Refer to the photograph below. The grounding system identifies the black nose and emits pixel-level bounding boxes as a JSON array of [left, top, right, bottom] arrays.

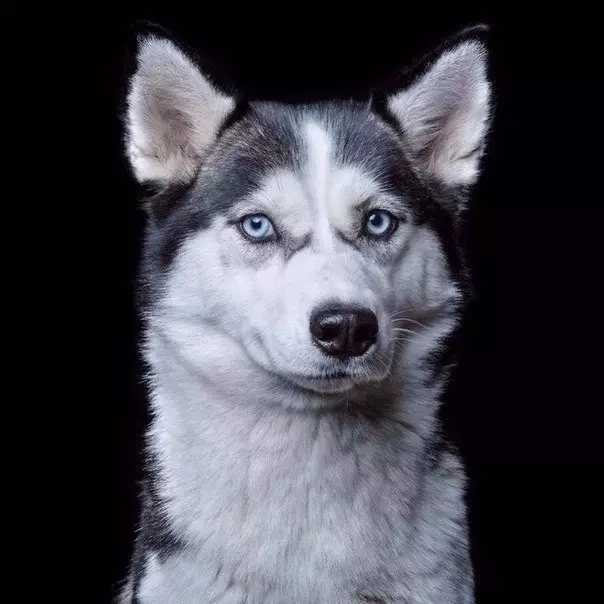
[[309, 305, 379, 358]]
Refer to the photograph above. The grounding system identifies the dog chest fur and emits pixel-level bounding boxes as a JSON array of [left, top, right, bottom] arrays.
[[137, 393, 472, 603]]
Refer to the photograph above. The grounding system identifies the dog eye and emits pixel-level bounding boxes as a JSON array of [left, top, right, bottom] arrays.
[[363, 210, 398, 238], [239, 214, 275, 241]]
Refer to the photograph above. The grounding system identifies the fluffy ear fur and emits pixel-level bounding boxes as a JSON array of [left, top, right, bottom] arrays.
[[125, 36, 235, 186], [386, 28, 492, 188]]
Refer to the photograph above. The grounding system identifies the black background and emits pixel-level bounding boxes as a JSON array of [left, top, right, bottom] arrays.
[[21, 15, 600, 603]]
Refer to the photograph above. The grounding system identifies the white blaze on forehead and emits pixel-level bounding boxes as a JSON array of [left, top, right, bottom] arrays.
[[302, 121, 334, 246], [303, 121, 333, 205]]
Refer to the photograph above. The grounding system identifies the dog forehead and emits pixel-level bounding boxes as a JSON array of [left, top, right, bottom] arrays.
[[250, 130, 382, 214], [243, 101, 403, 177], [224, 103, 403, 215]]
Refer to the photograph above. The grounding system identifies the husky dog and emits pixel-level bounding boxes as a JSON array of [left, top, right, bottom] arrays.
[[119, 24, 492, 604]]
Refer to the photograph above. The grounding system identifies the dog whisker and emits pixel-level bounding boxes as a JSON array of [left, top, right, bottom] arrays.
[[389, 317, 428, 329]]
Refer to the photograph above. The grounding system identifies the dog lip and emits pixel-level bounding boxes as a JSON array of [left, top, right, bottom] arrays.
[[279, 368, 366, 394], [306, 371, 350, 381]]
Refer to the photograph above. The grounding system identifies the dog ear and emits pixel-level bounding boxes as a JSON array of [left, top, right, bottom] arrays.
[[124, 35, 236, 187], [379, 26, 492, 188]]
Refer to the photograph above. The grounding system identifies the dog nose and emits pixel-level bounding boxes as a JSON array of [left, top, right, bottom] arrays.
[[309, 305, 379, 358]]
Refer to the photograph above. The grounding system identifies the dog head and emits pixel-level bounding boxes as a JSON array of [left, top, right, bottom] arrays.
[[125, 28, 491, 402]]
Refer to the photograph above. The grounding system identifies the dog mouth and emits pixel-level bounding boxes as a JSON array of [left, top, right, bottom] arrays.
[[284, 370, 377, 394], [289, 374, 356, 394], [310, 371, 350, 381]]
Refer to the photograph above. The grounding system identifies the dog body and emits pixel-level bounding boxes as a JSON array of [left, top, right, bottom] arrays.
[[120, 28, 491, 603]]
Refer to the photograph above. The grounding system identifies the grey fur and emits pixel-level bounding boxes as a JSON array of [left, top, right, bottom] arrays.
[[119, 29, 491, 604]]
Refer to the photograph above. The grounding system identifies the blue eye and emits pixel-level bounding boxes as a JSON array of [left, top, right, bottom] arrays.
[[364, 210, 397, 237], [240, 214, 275, 241]]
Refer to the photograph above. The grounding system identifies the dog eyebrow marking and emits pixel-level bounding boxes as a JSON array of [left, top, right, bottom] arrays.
[[357, 594, 390, 603], [352, 197, 374, 213], [282, 233, 312, 260]]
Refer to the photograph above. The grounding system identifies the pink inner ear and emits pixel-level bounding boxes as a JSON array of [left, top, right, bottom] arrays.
[[126, 35, 235, 186]]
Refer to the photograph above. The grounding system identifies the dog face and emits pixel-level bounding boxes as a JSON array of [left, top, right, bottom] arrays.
[[125, 32, 491, 401]]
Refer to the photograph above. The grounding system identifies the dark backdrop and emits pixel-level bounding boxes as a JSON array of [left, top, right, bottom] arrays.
[[24, 15, 599, 603]]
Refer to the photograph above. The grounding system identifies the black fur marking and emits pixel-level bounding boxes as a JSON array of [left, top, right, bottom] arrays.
[[129, 527, 146, 602], [141, 475, 187, 562], [129, 451, 188, 602], [216, 98, 251, 138], [370, 90, 404, 137], [413, 180, 467, 282]]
